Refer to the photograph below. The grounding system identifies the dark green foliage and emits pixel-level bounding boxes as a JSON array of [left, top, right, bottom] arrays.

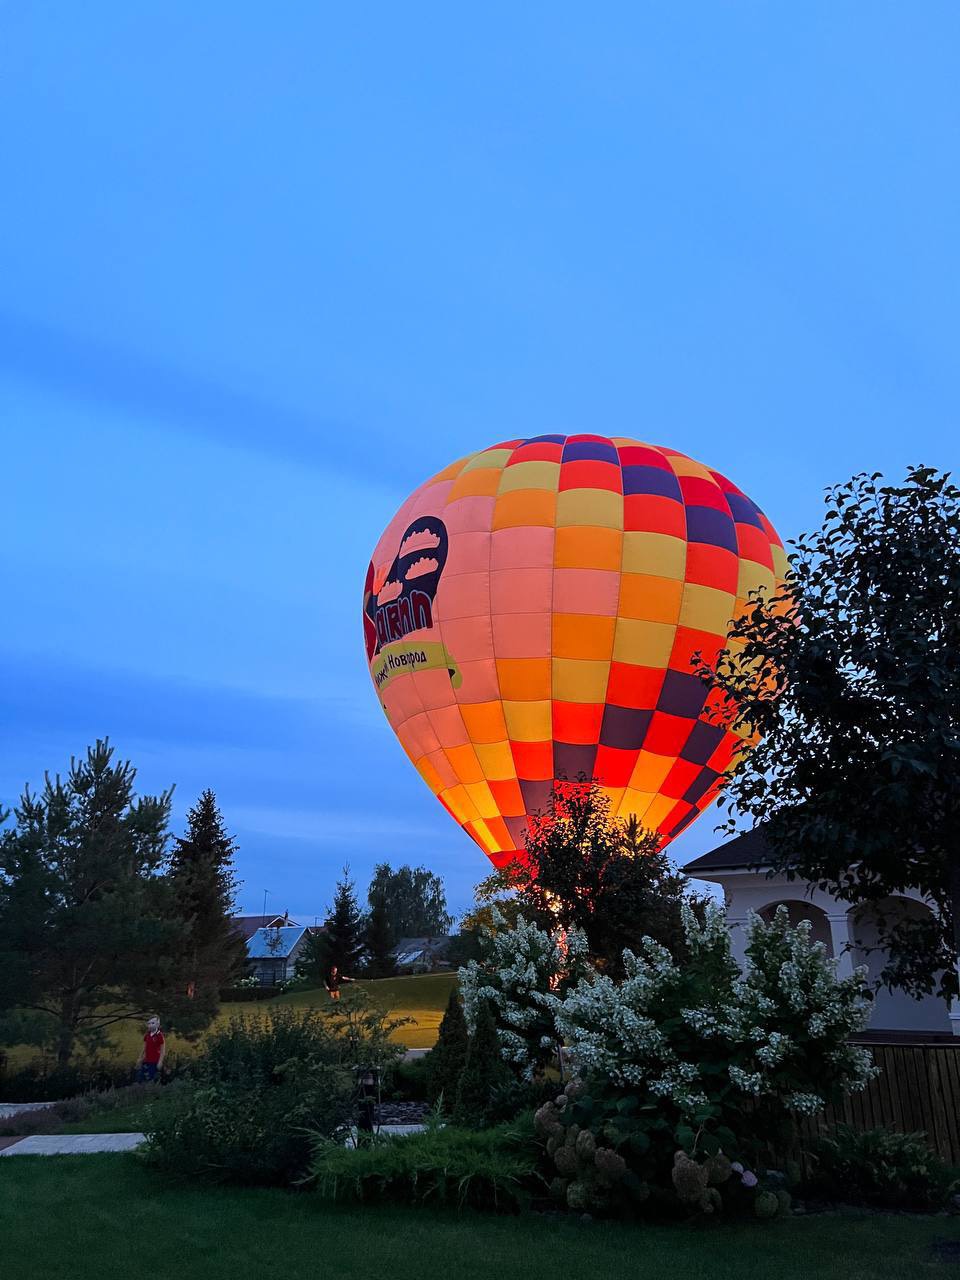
[[167, 791, 247, 1033], [427, 984, 468, 1110], [698, 467, 960, 999], [309, 1120, 538, 1212], [536, 1085, 789, 1221], [445, 928, 483, 967], [383, 1054, 432, 1102], [804, 1124, 959, 1212], [0, 1081, 185, 1137], [364, 886, 396, 977], [0, 1057, 159, 1102], [0, 741, 182, 1064], [467, 783, 704, 973], [368, 862, 452, 939], [453, 1000, 510, 1128], [144, 1009, 354, 1184], [298, 867, 365, 983]]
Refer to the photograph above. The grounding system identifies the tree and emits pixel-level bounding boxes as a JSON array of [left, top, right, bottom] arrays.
[[364, 885, 396, 978], [465, 781, 703, 973], [0, 740, 183, 1064], [428, 984, 468, 1109], [698, 467, 960, 1001], [453, 999, 510, 1128], [298, 867, 365, 982], [367, 863, 452, 939], [167, 790, 247, 1029]]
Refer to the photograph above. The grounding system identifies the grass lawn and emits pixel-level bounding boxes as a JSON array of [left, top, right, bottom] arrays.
[[0, 1155, 957, 1280], [3, 971, 456, 1074]]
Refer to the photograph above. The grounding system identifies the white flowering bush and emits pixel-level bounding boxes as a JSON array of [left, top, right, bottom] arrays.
[[535, 903, 875, 1218], [553, 902, 874, 1120], [458, 911, 589, 1079]]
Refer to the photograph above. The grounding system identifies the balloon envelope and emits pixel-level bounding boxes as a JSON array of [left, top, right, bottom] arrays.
[[363, 435, 785, 866]]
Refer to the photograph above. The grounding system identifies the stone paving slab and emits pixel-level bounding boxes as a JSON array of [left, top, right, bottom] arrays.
[[0, 1132, 146, 1155], [0, 1102, 56, 1120]]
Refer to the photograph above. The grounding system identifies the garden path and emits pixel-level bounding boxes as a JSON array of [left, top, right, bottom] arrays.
[[0, 1133, 146, 1155]]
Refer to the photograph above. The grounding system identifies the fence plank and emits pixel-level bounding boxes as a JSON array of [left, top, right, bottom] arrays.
[[808, 1042, 960, 1162]]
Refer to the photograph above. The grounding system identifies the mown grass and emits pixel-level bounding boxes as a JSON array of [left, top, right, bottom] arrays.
[[0, 1155, 957, 1280], [3, 971, 456, 1074]]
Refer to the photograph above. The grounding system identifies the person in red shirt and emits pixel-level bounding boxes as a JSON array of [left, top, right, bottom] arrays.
[[136, 1015, 166, 1082]]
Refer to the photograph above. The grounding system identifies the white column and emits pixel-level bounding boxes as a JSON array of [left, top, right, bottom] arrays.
[[949, 962, 960, 1037], [726, 914, 749, 973], [826, 912, 856, 980]]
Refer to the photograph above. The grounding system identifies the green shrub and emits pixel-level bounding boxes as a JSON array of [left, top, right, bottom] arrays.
[[384, 1055, 432, 1102], [535, 1081, 790, 1221], [804, 1124, 959, 1212], [144, 1009, 354, 1185], [453, 1001, 511, 1129], [428, 986, 468, 1109], [309, 1120, 539, 1213], [0, 1059, 138, 1102]]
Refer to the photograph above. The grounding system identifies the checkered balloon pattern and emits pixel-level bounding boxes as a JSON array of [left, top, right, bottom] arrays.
[[362, 435, 786, 867]]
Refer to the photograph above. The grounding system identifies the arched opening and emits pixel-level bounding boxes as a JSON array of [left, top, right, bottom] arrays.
[[757, 899, 833, 953], [851, 897, 951, 1034]]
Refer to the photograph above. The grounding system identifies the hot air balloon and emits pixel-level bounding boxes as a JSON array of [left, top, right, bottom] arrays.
[[362, 435, 786, 867]]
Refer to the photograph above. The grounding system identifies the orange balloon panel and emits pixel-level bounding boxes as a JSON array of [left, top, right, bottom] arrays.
[[362, 436, 785, 867]]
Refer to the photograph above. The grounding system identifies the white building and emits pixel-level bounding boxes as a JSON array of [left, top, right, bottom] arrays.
[[684, 828, 960, 1039]]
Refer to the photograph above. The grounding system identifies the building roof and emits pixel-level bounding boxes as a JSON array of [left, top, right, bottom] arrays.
[[391, 936, 454, 966], [683, 826, 773, 875], [233, 914, 297, 941], [392, 935, 453, 954], [246, 925, 309, 959]]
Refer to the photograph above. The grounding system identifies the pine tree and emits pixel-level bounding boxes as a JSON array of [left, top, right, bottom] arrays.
[[168, 790, 247, 1031], [453, 1000, 509, 1128], [319, 867, 365, 976], [429, 984, 468, 1111], [0, 740, 181, 1064], [364, 886, 395, 977]]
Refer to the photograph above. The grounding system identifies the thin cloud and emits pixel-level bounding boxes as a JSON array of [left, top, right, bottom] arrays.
[[0, 309, 422, 485]]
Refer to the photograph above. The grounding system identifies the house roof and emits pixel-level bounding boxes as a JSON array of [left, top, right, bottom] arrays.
[[233, 914, 297, 941], [683, 826, 774, 875], [246, 925, 309, 959], [391, 935, 453, 955]]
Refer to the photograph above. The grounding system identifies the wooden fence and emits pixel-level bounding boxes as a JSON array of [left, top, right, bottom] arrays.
[[800, 1042, 960, 1164]]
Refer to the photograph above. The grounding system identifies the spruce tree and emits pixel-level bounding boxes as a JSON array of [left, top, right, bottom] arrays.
[[168, 790, 247, 1030], [453, 1000, 509, 1128], [364, 886, 396, 977], [0, 740, 181, 1063], [429, 984, 468, 1111], [318, 867, 365, 976]]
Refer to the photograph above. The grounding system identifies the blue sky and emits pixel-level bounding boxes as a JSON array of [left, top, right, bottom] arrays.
[[1, 4, 957, 921]]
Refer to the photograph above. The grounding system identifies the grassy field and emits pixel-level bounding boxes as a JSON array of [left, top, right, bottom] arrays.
[[1, 1155, 957, 1280], [3, 971, 457, 1073]]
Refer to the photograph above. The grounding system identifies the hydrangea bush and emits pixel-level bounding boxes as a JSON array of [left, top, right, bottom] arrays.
[[473, 902, 876, 1217], [550, 903, 874, 1123], [458, 911, 589, 1079]]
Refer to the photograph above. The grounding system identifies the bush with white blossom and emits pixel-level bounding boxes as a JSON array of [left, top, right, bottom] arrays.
[[527, 903, 875, 1217], [551, 902, 875, 1120], [458, 911, 590, 1079]]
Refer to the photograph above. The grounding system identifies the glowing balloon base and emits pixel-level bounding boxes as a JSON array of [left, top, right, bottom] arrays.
[[362, 435, 785, 865]]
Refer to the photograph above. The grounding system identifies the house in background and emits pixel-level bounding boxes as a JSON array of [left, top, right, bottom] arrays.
[[392, 936, 454, 974], [245, 924, 312, 986], [233, 912, 297, 943], [684, 827, 960, 1040]]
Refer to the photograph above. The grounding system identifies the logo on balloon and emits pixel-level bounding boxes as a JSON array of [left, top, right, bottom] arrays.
[[363, 516, 449, 659]]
